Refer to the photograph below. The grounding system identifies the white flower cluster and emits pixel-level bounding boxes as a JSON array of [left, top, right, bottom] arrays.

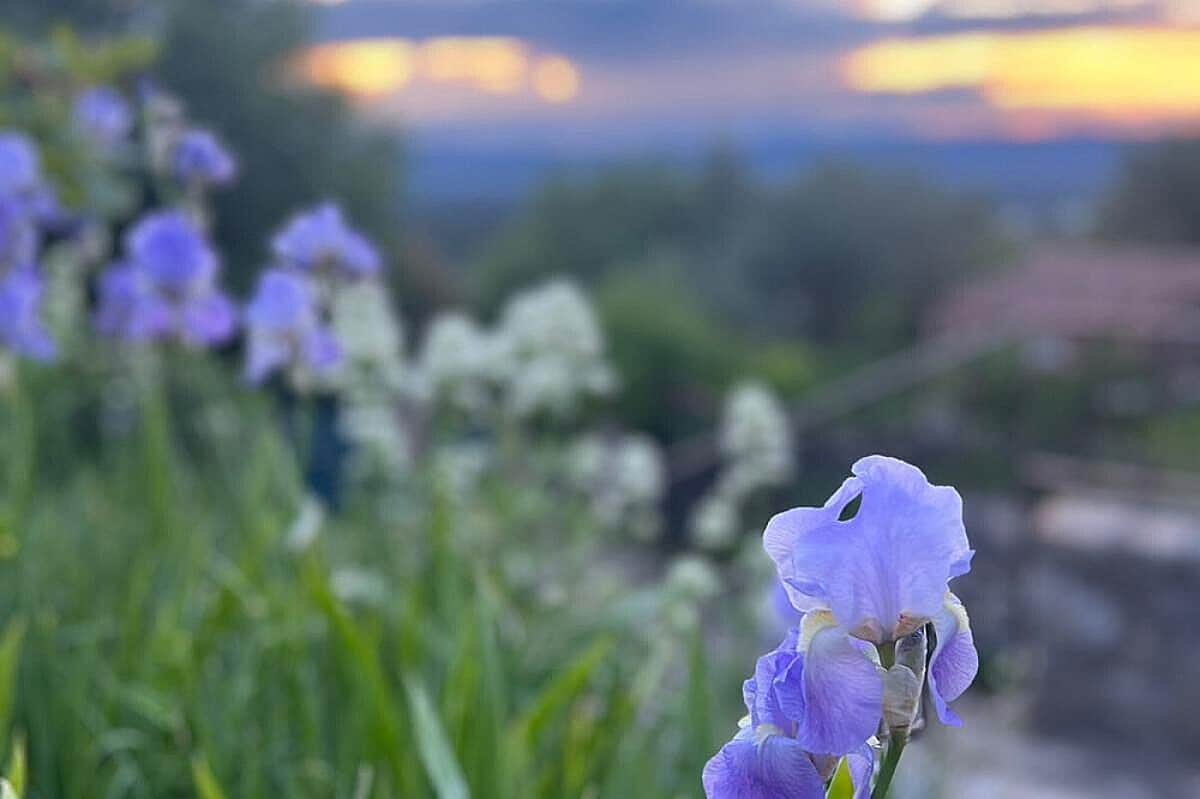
[[690, 381, 794, 550], [415, 312, 497, 414], [717, 381, 794, 497], [567, 432, 666, 540], [416, 279, 616, 420], [493, 280, 616, 418]]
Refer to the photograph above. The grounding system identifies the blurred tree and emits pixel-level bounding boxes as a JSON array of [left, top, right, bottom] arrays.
[[477, 155, 1006, 360], [739, 162, 1006, 356], [474, 163, 702, 313], [1100, 138, 1200, 244]]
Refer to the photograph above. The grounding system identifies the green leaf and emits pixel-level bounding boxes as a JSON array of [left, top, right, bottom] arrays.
[[4, 734, 25, 796], [405, 674, 470, 799], [826, 757, 854, 799], [0, 619, 25, 753], [512, 636, 613, 747], [191, 755, 229, 799]]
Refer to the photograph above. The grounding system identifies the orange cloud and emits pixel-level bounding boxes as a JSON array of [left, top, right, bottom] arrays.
[[299, 37, 582, 104], [843, 27, 1200, 128]]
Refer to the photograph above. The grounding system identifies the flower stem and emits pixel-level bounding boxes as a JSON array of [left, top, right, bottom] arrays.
[[871, 733, 907, 799]]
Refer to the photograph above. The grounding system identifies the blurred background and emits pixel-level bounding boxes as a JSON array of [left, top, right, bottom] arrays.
[[2, 0, 1199, 797]]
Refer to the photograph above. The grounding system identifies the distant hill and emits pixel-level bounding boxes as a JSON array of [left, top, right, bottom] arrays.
[[408, 135, 1122, 212]]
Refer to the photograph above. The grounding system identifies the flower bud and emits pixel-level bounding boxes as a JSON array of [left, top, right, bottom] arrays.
[[883, 627, 928, 737]]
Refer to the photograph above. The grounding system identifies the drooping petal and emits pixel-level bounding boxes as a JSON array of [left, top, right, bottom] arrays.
[[846, 743, 876, 799], [928, 593, 978, 726], [743, 628, 801, 730], [0, 267, 54, 361], [775, 619, 883, 756], [702, 728, 826, 799], [244, 330, 290, 384], [766, 456, 970, 643], [303, 326, 341, 373], [180, 292, 237, 346]]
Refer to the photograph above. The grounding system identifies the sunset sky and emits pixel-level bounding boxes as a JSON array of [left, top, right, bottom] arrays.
[[304, 0, 1200, 145]]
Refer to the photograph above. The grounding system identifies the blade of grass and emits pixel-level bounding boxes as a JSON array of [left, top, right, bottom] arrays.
[[404, 673, 470, 799]]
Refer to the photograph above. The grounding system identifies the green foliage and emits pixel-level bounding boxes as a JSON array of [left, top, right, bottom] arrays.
[[0, 28, 154, 217], [0, 358, 734, 798], [596, 267, 814, 444]]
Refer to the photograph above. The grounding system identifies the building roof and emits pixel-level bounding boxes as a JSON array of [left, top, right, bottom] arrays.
[[931, 244, 1200, 344]]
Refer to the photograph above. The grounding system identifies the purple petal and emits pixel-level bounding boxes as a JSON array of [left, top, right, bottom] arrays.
[[929, 593, 978, 727], [743, 628, 801, 730], [0, 132, 41, 197], [73, 86, 133, 149], [703, 729, 825, 799], [763, 475, 862, 613], [95, 262, 173, 340], [173, 128, 237, 186], [0, 268, 54, 361], [180, 292, 237, 346], [846, 743, 875, 799], [776, 624, 883, 756], [303, 326, 341, 372], [126, 211, 218, 291], [244, 331, 290, 384], [245, 268, 317, 330], [766, 456, 970, 643], [271, 202, 379, 278]]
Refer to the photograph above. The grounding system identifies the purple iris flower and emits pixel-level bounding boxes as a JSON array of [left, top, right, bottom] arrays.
[[0, 267, 54, 361], [242, 267, 340, 383], [0, 132, 41, 199], [270, 203, 380, 279], [0, 196, 36, 269], [703, 627, 877, 799], [0, 133, 56, 361], [763, 455, 978, 724], [95, 211, 236, 347], [73, 86, 133, 149], [173, 128, 237, 187]]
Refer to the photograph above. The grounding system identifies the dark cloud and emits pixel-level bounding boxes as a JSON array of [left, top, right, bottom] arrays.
[[314, 0, 883, 60]]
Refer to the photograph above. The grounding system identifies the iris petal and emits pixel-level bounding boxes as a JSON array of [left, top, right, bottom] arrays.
[[766, 455, 970, 643], [763, 475, 861, 613], [847, 743, 875, 799], [702, 728, 826, 799], [929, 593, 978, 726], [788, 624, 884, 755]]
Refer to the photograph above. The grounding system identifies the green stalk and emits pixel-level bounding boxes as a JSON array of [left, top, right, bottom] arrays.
[[872, 640, 906, 799], [140, 371, 175, 538], [871, 734, 907, 799], [4, 367, 35, 542]]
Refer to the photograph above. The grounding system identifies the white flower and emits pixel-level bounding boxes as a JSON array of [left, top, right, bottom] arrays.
[[568, 432, 665, 539], [666, 554, 722, 599], [286, 494, 326, 552], [325, 281, 406, 388], [417, 311, 497, 413], [434, 441, 493, 499], [689, 491, 741, 550], [339, 400, 411, 479], [717, 381, 794, 498], [493, 279, 615, 418]]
